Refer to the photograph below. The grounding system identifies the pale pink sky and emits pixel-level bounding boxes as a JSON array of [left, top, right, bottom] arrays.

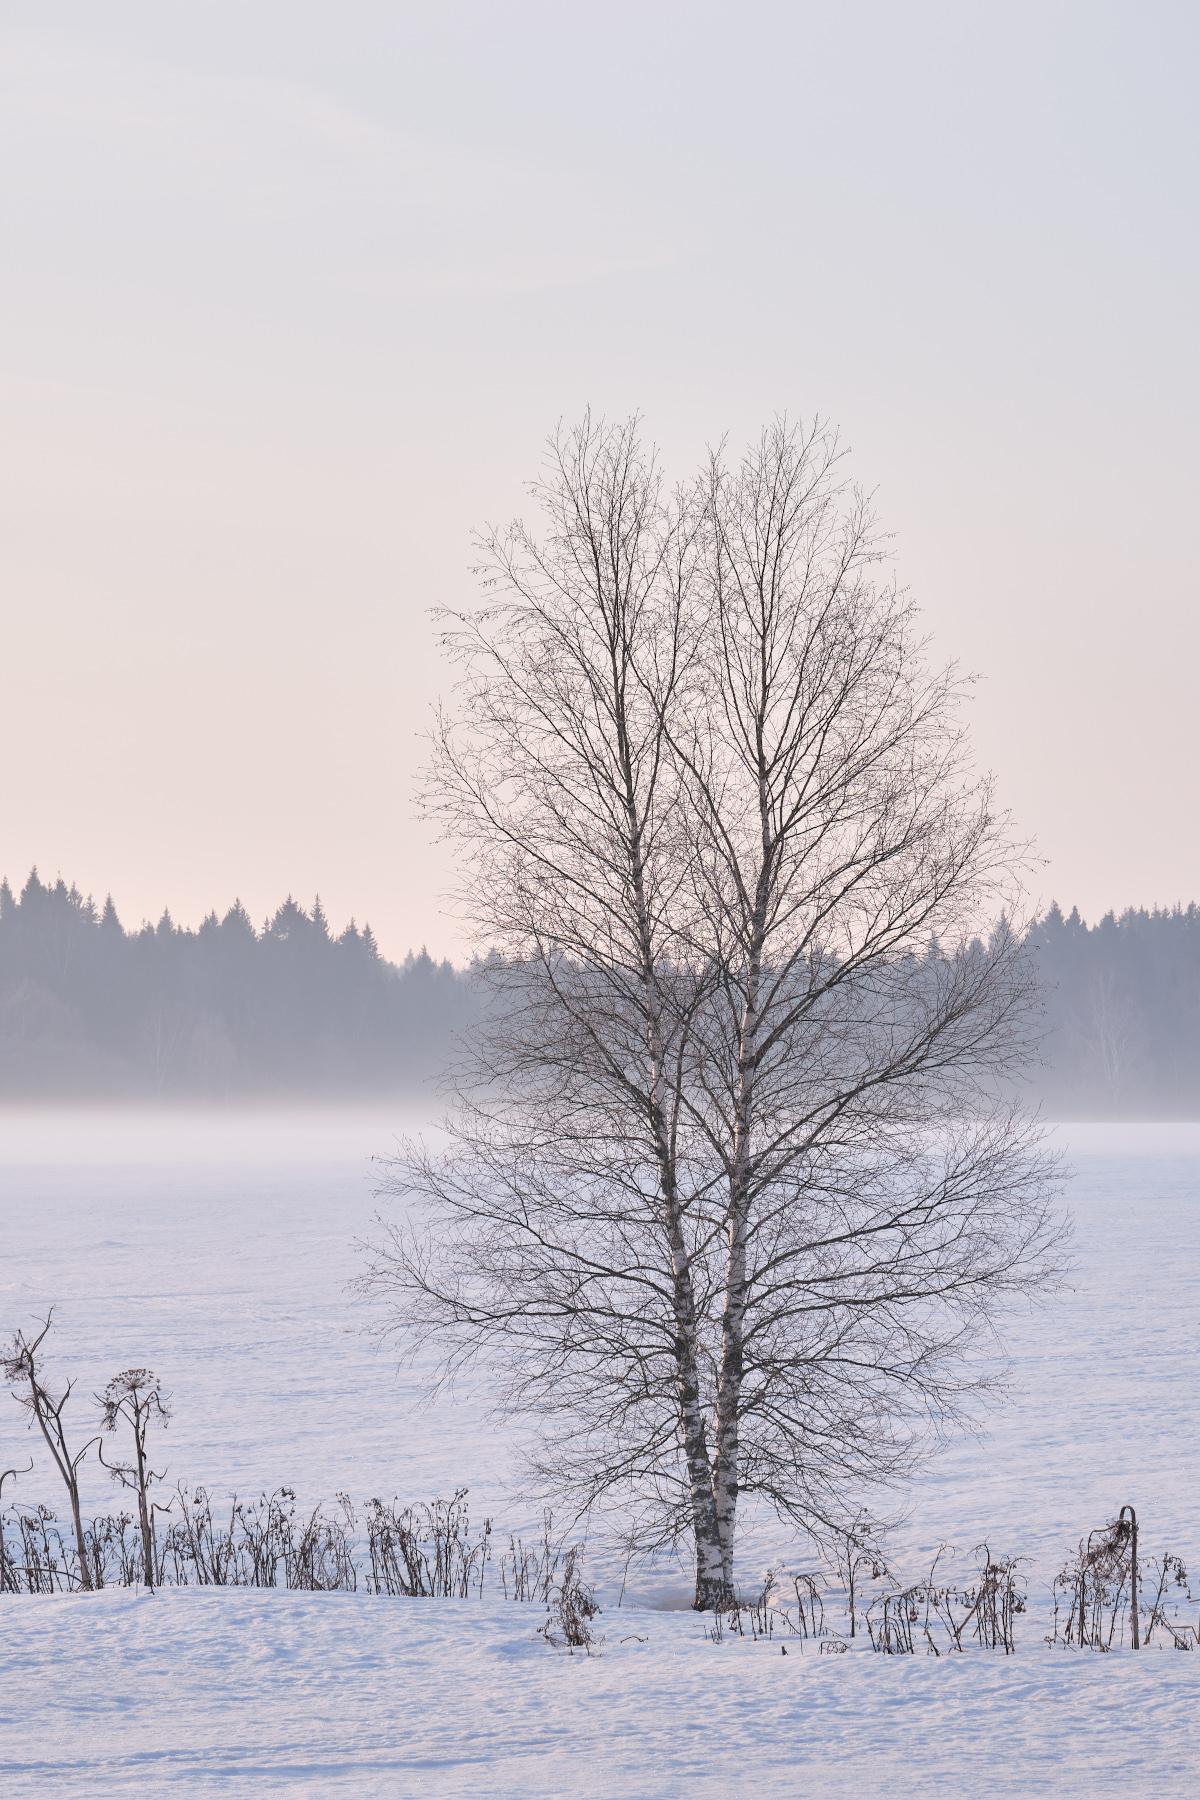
[[2, 3, 1197, 959]]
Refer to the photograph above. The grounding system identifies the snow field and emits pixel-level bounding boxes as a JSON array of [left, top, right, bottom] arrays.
[[2, 1586, 1198, 1798], [1, 1112, 1198, 1794]]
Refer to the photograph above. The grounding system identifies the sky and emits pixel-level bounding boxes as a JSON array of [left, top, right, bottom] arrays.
[[1, 1, 1197, 960]]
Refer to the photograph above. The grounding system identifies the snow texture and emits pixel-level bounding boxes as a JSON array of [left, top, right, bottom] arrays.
[[3, 1587, 1198, 1797], [1, 1112, 1198, 1795]]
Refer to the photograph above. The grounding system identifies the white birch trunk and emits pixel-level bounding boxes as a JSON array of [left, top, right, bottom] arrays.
[[712, 891, 766, 1593], [620, 730, 727, 1608]]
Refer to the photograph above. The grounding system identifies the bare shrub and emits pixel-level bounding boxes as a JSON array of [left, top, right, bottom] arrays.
[[499, 1511, 567, 1603], [0, 1459, 32, 1593], [162, 1484, 242, 1586], [867, 1544, 1026, 1654], [719, 1580, 777, 1643], [365, 1489, 491, 1597], [2, 1505, 74, 1593], [703, 1570, 824, 1646], [538, 1546, 600, 1653], [290, 1495, 357, 1592], [1050, 1507, 1140, 1650], [953, 1547, 1027, 1652], [229, 1488, 296, 1587], [0, 1503, 149, 1593], [781, 1573, 826, 1642], [1144, 1555, 1194, 1648], [1050, 1507, 1198, 1652], [826, 1515, 892, 1641], [1143, 1553, 1198, 1650], [87, 1511, 145, 1587], [160, 1486, 357, 1591], [1, 1484, 493, 1598], [866, 1581, 924, 1654]]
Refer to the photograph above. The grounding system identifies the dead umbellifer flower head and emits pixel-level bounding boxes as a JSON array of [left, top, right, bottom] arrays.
[[100, 1368, 171, 1433]]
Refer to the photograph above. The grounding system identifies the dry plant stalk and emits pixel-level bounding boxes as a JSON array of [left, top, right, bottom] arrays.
[[2, 1314, 97, 1589], [98, 1368, 171, 1587]]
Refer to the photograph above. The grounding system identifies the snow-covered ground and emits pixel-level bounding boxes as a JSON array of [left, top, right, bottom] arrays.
[[1, 1112, 1198, 1795], [3, 1586, 1198, 1798]]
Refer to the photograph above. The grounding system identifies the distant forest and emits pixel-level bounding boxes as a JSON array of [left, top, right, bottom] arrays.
[[1029, 901, 1200, 1117], [1, 871, 1198, 1114], [0, 870, 478, 1100]]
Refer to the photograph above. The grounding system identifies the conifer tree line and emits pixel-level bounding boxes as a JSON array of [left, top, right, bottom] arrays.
[[1029, 901, 1200, 1117], [0, 868, 1196, 1112], [0, 869, 476, 1098]]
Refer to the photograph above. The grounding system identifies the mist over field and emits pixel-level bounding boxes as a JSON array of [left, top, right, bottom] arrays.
[[4, 870, 1200, 1117], [2, 1107, 1193, 1551]]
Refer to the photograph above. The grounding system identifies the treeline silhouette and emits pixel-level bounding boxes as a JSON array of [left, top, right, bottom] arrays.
[[1, 872, 1198, 1113], [1029, 901, 1200, 1117], [0, 870, 479, 1099]]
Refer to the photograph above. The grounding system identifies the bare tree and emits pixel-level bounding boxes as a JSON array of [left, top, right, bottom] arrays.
[[362, 414, 1063, 1609], [365, 413, 738, 1600], [669, 421, 1063, 1587], [99, 1368, 171, 1587], [2, 1312, 97, 1589]]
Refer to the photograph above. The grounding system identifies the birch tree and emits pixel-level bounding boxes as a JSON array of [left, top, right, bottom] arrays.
[[677, 421, 1059, 1591], [363, 413, 1062, 1608]]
